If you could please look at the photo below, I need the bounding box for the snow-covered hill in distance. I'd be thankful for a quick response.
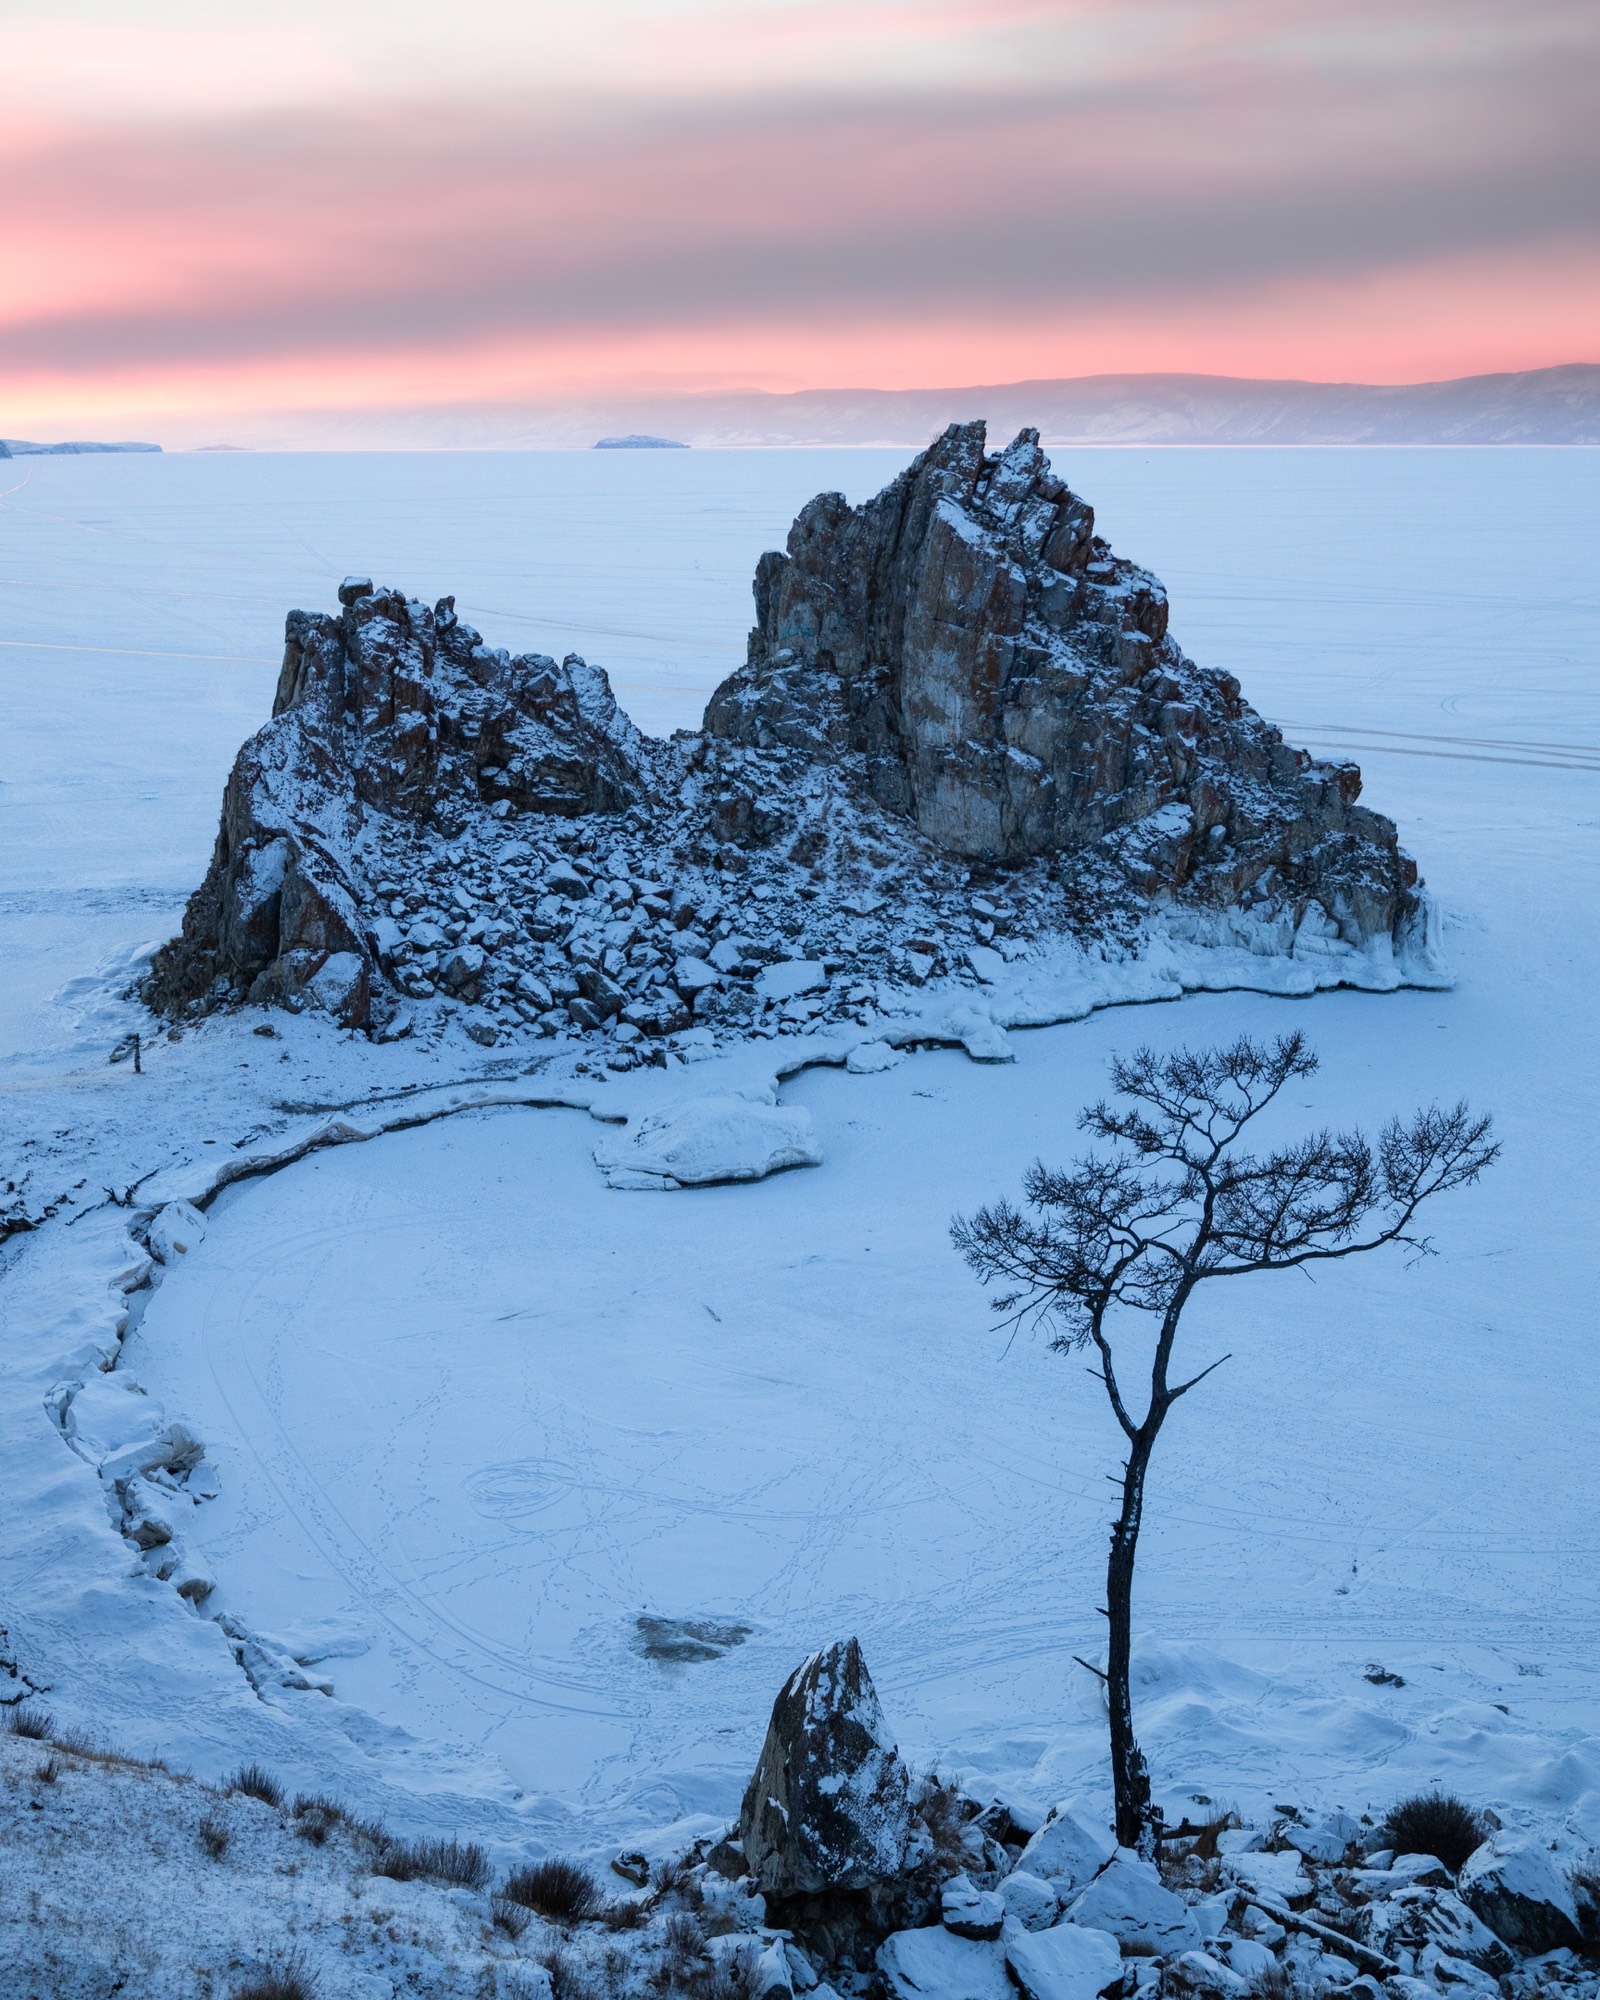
[164,363,1600,452]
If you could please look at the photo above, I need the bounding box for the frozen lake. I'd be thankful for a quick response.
[6,444,1600,1840]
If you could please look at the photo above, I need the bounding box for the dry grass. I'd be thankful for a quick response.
[373,1834,491,1890]
[5,1704,53,1741]
[199,1813,231,1859]
[502,1856,603,1920]
[229,1762,285,1808]
[291,1793,348,1846]
[231,1960,316,2000]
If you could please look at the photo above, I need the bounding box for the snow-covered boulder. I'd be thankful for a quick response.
[1064,1849,1201,1954]
[1015,1802,1117,1897]
[940,1875,1004,1940]
[740,1638,915,1899]
[596,1093,821,1189]
[1169,1951,1248,1996]
[1002,1919,1122,2000]
[1283,1808,1361,1864]
[756,959,827,1003]
[878,1926,1011,2000]
[1458,1832,1581,1954]
[147,1199,206,1264]
[1224,1847,1310,1905]
[998,1870,1059,1931]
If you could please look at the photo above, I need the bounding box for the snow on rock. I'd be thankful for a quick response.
[1282,1806,1361,1863]
[594,1091,822,1189]
[740,1638,915,1898]
[940,1873,1005,1940]
[757,959,828,1003]
[1002,1919,1123,2000]
[845,1039,904,1074]
[1169,1949,1249,1996]
[142,425,1447,1047]
[878,1925,1013,2000]
[997,1870,1060,1931]
[1223,1846,1311,1905]
[1458,1831,1583,1954]
[1015,1801,1118,1897]
[1363,1886,1514,1975]
[1063,1848,1202,1954]
[62,1373,166,1463]
[147,1198,206,1264]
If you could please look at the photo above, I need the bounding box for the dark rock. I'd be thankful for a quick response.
[706,421,1423,945]
[740,1639,914,1898]
[143,589,641,1020]
[1458,1834,1581,1954]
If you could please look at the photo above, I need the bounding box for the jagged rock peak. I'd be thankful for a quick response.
[708,420,1418,938]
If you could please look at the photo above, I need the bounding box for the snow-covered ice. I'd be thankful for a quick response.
[2,446,1598,1878]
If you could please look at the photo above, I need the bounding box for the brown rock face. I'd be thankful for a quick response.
[706,421,1418,941]
[739,1639,914,1899]
[143,582,641,1023]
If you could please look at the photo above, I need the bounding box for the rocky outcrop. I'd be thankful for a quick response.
[707,421,1418,943]
[739,1638,915,1899]
[143,578,643,1025]
[145,426,1439,1041]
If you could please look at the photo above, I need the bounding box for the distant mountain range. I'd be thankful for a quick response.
[15,367,1600,455]
[655,363,1600,448]
[182,363,1598,451]
[0,439,161,457]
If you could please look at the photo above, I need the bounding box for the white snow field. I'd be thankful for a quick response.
[3,447,1599,1866]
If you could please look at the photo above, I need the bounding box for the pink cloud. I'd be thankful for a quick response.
[2,0,1595,424]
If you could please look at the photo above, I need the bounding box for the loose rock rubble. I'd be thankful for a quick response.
[675,1644,1600,1999]
[143,424,1441,1056]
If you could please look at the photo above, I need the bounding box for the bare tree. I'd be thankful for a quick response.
[952,1032,1496,1851]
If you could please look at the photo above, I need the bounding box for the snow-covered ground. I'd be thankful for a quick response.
[2,447,1598,1877]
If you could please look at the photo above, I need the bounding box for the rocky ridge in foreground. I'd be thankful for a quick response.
[144,425,1440,1051]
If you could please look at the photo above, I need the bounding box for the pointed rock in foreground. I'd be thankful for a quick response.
[740,1638,913,1898]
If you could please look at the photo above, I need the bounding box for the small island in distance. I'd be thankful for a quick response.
[592,433,689,449]
[1,438,162,457]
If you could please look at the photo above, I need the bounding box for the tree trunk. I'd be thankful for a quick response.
[1106,1425,1158,1851]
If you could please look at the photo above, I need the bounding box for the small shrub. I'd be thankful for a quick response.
[5,1704,53,1741]
[1381,1791,1486,1873]
[915,1773,973,1873]
[653,1855,703,1908]
[231,1961,316,2000]
[690,1940,760,2000]
[374,1834,490,1890]
[34,1754,62,1785]
[659,1909,707,1981]
[230,1762,285,1808]
[292,1793,347,1846]
[502,1856,602,1920]
[491,1892,532,1939]
[601,1896,648,1931]
[538,1944,603,2000]
[199,1814,230,1859]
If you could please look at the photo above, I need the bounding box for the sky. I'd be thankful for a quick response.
[3,0,1597,436]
